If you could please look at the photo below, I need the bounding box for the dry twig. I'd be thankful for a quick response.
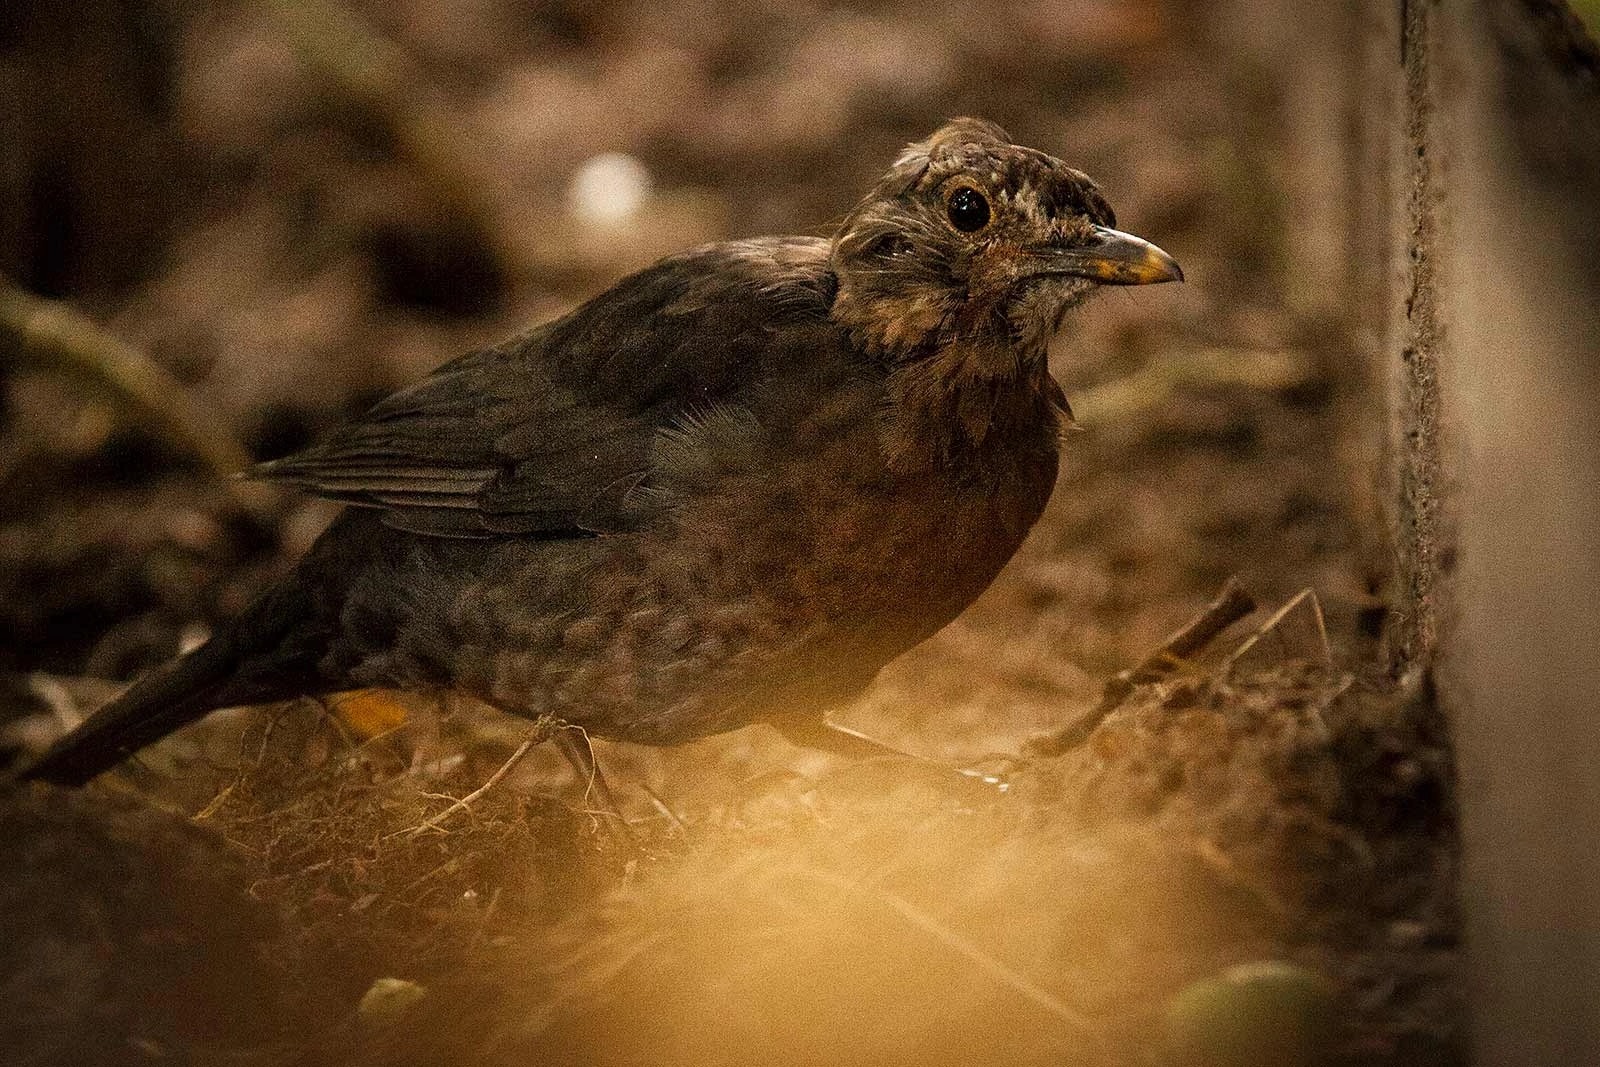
[1220,587,1332,676]
[791,868,1109,1044]
[395,736,538,839]
[1026,577,1257,756]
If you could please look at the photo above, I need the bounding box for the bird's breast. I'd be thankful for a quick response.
[456,376,1062,744]
[665,393,1061,641]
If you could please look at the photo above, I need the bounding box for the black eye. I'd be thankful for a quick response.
[946,186,990,232]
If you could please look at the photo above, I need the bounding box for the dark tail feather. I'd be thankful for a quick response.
[18,637,244,786]
[17,585,318,787]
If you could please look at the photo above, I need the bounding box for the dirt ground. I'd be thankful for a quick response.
[0,1,1460,1064]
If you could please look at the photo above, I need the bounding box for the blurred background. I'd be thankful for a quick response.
[2,1,1594,1065]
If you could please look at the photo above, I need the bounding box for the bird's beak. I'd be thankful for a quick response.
[1027,225,1184,285]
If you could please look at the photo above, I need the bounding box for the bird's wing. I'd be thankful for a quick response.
[250,237,839,538]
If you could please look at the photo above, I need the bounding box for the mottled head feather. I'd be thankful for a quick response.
[830,118,1119,361]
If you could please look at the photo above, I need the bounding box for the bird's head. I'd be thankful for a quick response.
[831,118,1181,359]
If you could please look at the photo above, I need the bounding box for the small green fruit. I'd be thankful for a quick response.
[1163,960,1337,1067]
[357,976,428,1026]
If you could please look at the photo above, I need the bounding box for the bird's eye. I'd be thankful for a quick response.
[945,186,990,232]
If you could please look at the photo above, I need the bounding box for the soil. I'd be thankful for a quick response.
[0,1,1459,1064]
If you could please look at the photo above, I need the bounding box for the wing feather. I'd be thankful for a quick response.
[249,237,838,539]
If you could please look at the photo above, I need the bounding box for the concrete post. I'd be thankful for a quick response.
[1427,1,1600,1062]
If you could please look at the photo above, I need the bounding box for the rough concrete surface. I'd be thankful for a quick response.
[1428,1,1600,1063]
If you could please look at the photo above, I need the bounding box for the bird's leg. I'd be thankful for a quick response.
[552,724,634,840]
[770,717,1015,791]
[773,717,920,762]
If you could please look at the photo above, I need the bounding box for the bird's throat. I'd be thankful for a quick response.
[880,337,1064,473]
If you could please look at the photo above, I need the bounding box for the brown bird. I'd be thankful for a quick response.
[20,118,1181,798]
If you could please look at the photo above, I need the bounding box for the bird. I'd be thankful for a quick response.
[19,117,1181,798]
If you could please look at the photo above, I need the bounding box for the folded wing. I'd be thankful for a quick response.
[251,238,837,538]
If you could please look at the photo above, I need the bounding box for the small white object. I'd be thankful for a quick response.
[567,152,653,227]
[178,622,212,655]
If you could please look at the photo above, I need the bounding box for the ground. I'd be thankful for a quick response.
[0,2,1459,1064]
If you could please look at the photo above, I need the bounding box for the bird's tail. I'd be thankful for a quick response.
[16,584,317,787]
